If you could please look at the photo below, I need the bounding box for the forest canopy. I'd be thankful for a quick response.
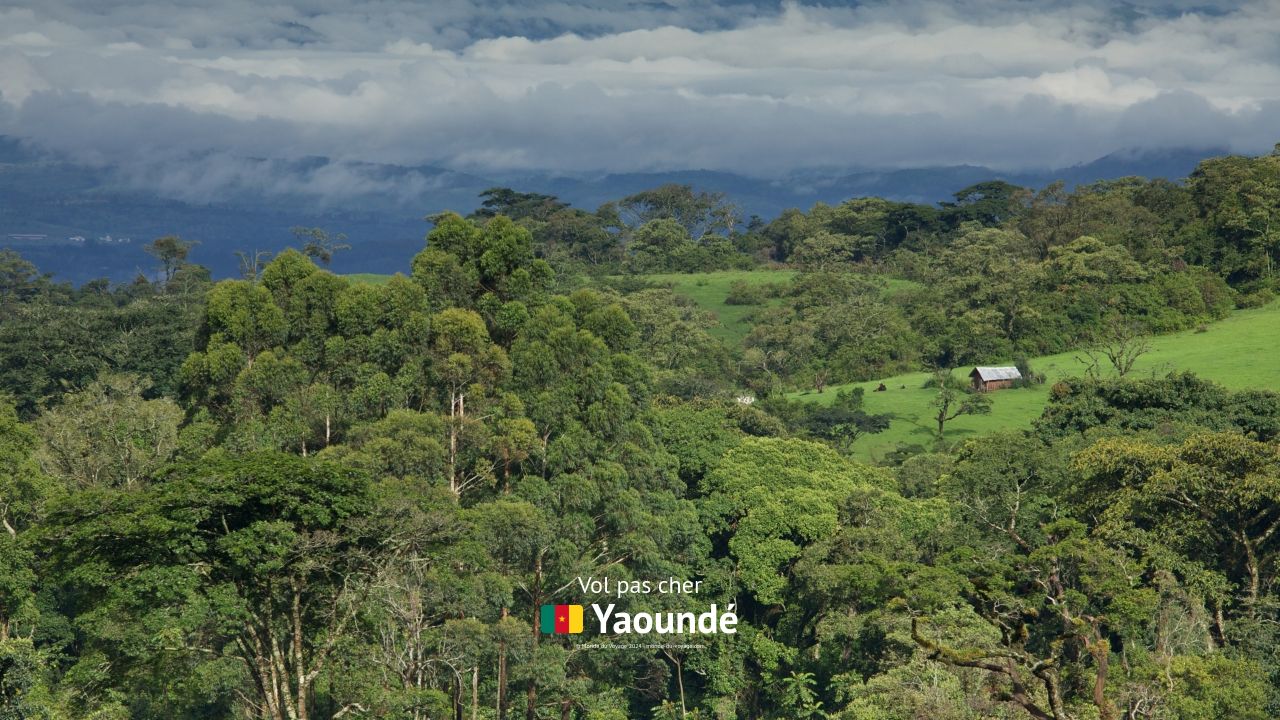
[2,147,1280,720]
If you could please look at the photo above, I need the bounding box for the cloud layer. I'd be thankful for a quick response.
[2,0,1278,185]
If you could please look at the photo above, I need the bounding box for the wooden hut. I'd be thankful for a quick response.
[969,366,1022,392]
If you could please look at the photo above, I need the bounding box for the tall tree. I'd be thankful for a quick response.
[616,184,739,239]
[144,235,198,282]
[35,374,183,489]
[49,453,379,720]
[291,227,351,267]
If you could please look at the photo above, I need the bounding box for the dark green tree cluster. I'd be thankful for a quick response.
[466,184,759,274]
[0,248,207,418]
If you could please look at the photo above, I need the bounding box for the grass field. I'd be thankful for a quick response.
[638,270,796,342]
[345,272,395,285]
[638,270,919,344]
[791,300,1280,463]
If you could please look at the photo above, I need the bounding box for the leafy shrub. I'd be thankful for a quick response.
[725,280,767,305]
[1013,356,1046,387]
[1238,288,1276,309]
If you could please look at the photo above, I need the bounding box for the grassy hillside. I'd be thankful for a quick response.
[638,270,920,344]
[792,300,1280,463]
[345,272,395,285]
[638,270,796,343]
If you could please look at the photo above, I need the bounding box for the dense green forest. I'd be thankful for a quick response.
[2,147,1280,720]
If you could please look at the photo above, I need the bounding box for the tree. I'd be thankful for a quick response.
[1188,150,1280,281]
[1075,432,1280,612]
[35,374,182,489]
[49,452,379,720]
[941,181,1031,227]
[533,208,617,266]
[201,279,288,363]
[931,370,991,440]
[933,227,1044,341]
[291,227,351,267]
[0,250,44,308]
[144,235,198,283]
[1091,314,1152,378]
[0,399,49,645]
[702,437,893,605]
[0,638,57,718]
[1035,371,1280,442]
[470,188,569,222]
[0,281,201,419]
[791,231,861,271]
[626,218,696,272]
[236,249,275,282]
[429,308,512,499]
[910,521,1142,720]
[910,434,1156,720]
[413,213,553,312]
[616,184,738,239]
[805,392,891,451]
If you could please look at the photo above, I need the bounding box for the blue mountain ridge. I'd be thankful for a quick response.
[0,138,1222,283]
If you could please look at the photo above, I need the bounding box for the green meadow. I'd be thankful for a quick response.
[792,300,1280,462]
[638,270,919,344]
[637,269,796,342]
[344,272,395,285]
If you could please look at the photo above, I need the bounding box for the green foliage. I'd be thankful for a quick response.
[1038,371,1280,442]
[7,161,1280,719]
[1187,150,1280,283]
[1162,654,1269,720]
[47,452,375,719]
[142,235,198,283]
[0,276,203,419]
[413,212,553,311]
[703,438,892,604]
[35,374,183,489]
[0,638,56,720]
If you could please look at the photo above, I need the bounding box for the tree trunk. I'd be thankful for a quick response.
[673,654,686,718]
[498,608,509,720]
[292,583,311,720]
[454,672,464,720]
[1088,631,1117,720]
[449,391,465,498]
[1241,532,1261,609]
[527,554,543,720]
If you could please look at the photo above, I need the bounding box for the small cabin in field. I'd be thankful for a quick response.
[969,366,1022,392]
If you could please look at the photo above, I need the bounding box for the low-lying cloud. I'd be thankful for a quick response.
[2,0,1277,194]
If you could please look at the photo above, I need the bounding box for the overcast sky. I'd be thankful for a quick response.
[2,0,1278,179]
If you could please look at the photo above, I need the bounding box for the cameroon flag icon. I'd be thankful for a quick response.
[540,604,584,634]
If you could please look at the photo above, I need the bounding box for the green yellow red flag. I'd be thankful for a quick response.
[540,604,583,634]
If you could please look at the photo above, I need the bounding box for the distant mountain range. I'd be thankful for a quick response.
[0,137,1224,283]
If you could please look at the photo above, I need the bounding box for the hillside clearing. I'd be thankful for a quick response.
[792,300,1280,463]
[635,270,919,344]
[345,272,395,285]
[636,270,795,343]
